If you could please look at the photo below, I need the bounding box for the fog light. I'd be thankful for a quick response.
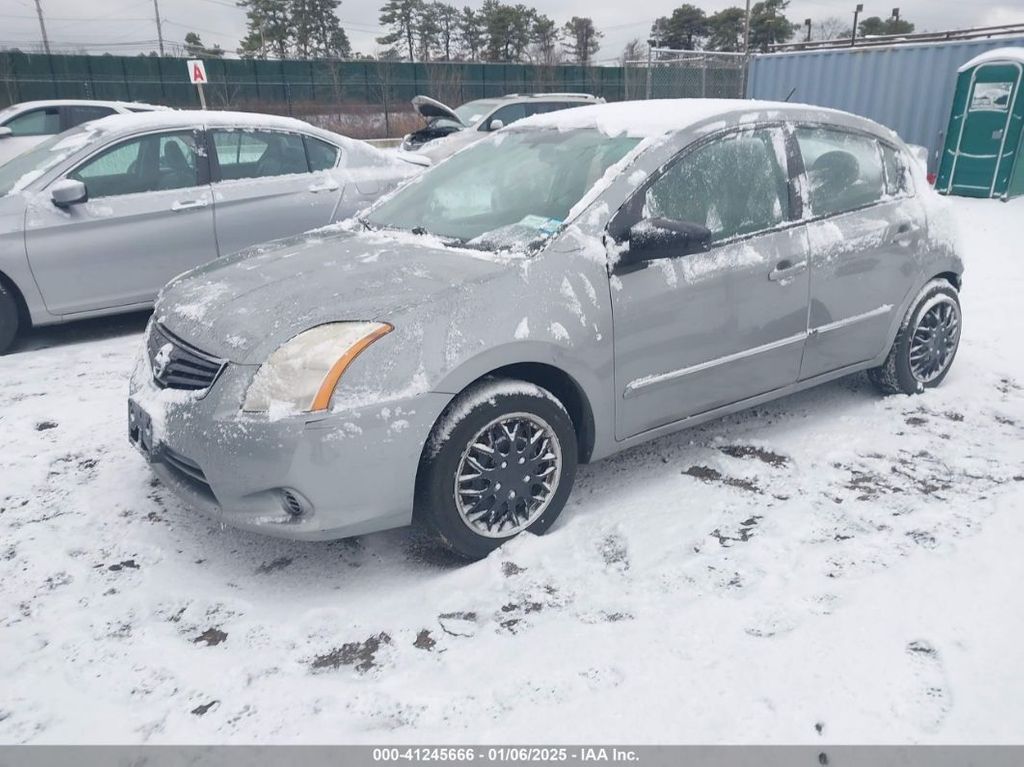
[280,489,312,517]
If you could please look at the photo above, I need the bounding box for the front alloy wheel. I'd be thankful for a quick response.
[454,412,563,538]
[417,380,578,559]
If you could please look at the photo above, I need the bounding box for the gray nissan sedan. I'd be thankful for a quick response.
[129,99,963,559]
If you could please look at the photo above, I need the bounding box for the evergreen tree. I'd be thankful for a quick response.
[650,4,707,50]
[306,0,350,57]
[748,0,797,52]
[430,2,460,60]
[377,0,423,62]
[481,1,536,63]
[562,16,601,65]
[705,7,745,52]
[184,32,225,57]
[458,6,485,60]
[858,15,915,37]
[531,14,560,65]
[237,0,292,59]
[416,2,441,59]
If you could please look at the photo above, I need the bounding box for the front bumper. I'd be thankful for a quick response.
[129,354,450,541]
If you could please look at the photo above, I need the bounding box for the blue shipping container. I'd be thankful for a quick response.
[746,35,1024,172]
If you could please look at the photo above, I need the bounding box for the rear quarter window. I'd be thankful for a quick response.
[304,136,340,171]
[881,143,912,196]
[796,126,886,217]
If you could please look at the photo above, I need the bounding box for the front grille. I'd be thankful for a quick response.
[147,323,225,392]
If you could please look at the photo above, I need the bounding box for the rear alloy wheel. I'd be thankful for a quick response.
[0,281,20,355]
[869,280,962,395]
[416,380,578,560]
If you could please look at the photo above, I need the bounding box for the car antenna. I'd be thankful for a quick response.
[784,87,797,102]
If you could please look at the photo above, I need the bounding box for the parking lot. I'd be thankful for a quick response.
[1,196,1022,744]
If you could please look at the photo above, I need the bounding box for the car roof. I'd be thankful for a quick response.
[483,93,601,105]
[514,98,898,142]
[81,109,350,143]
[2,99,167,111]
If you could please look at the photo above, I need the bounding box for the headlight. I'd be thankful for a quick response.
[242,322,392,414]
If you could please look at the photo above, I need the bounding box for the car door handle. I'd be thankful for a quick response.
[171,199,209,212]
[308,180,340,193]
[768,259,807,282]
[892,221,921,245]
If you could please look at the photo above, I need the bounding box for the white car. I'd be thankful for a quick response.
[0,100,165,166]
[400,93,604,163]
[0,109,421,352]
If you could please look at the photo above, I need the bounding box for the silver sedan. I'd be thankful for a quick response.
[129,99,963,560]
[0,110,420,353]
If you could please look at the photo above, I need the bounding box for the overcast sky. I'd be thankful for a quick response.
[1,0,1022,61]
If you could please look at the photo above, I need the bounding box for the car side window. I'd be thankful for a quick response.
[485,104,527,130]
[4,107,61,136]
[65,105,116,128]
[524,102,568,116]
[69,130,201,198]
[642,128,790,243]
[881,143,910,196]
[796,126,885,217]
[304,136,340,171]
[213,130,309,180]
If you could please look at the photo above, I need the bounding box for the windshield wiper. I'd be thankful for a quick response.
[357,216,375,231]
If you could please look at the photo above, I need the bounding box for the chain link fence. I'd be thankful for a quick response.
[624,49,747,101]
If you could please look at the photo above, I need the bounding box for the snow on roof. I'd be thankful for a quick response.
[85,109,324,135]
[514,98,832,138]
[1,99,168,111]
[82,109,389,154]
[958,47,1024,73]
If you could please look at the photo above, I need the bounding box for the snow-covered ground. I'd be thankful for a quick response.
[1,197,1022,744]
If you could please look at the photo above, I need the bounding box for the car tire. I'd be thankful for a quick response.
[416,378,578,560]
[868,279,962,396]
[0,281,20,355]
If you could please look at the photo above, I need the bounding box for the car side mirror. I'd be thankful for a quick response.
[0,126,11,138]
[51,178,88,208]
[488,118,504,131]
[619,217,712,267]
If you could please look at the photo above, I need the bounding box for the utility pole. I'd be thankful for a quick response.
[645,40,653,100]
[743,0,752,53]
[851,3,863,46]
[153,0,165,56]
[804,18,812,43]
[33,0,51,55]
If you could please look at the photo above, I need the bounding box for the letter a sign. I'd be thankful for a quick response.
[187,59,209,109]
[187,59,208,84]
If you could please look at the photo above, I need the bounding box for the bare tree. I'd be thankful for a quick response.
[813,16,850,41]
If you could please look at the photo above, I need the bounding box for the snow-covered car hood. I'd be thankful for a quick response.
[154,228,509,364]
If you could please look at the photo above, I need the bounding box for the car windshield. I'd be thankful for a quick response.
[454,100,500,126]
[0,130,91,196]
[365,128,640,252]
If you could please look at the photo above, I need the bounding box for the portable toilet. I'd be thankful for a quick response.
[936,47,1024,199]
